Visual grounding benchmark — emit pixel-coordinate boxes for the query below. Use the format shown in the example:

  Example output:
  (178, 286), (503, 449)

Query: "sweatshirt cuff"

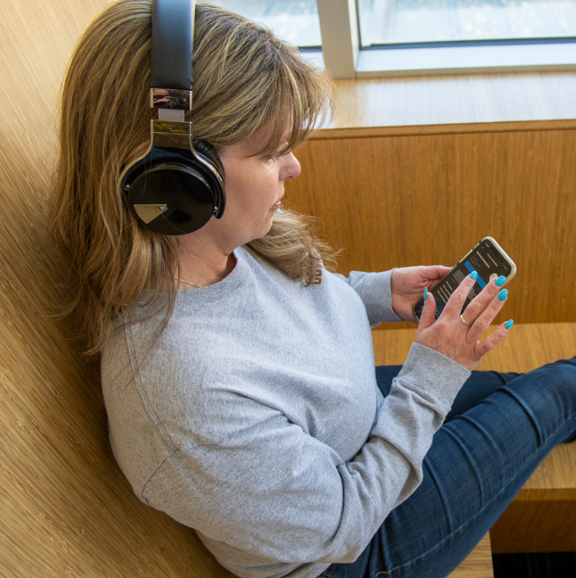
(396, 342), (471, 411)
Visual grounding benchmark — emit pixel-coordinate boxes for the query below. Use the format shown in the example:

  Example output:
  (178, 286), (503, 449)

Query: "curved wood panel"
(0, 0), (229, 575)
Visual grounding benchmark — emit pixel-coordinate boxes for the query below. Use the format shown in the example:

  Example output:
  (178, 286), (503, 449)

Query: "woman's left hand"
(391, 266), (451, 322)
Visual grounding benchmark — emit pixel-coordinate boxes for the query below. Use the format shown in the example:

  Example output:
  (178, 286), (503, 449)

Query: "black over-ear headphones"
(120, 0), (225, 236)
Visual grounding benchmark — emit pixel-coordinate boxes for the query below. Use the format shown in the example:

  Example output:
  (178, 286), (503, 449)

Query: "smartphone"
(413, 237), (517, 321)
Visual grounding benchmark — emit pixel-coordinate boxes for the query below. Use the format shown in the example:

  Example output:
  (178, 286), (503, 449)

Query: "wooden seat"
(373, 323), (576, 556)
(448, 534), (494, 578)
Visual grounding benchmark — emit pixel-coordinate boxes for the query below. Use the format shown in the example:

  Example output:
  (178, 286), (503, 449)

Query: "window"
(358, 0), (576, 45)
(207, 1), (321, 48)
(208, 0), (576, 78)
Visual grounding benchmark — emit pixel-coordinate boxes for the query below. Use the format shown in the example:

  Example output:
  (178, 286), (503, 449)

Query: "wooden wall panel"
(286, 126), (576, 327)
(0, 0), (229, 576)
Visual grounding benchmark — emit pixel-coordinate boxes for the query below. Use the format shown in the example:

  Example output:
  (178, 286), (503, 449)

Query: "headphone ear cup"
(123, 150), (221, 235)
(122, 144), (226, 235)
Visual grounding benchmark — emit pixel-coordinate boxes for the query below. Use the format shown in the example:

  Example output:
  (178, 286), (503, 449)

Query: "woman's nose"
(282, 152), (301, 180)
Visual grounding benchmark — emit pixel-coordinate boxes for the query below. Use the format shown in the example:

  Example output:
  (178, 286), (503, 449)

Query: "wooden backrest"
(286, 120), (576, 329)
(0, 1), (228, 575)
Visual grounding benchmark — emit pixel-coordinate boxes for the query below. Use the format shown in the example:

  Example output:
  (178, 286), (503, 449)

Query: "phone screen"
(413, 238), (514, 320)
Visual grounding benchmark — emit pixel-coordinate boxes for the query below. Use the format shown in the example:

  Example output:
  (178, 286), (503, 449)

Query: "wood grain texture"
(0, 0), (229, 576)
(448, 534), (494, 578)
(286, 125), (576, 327)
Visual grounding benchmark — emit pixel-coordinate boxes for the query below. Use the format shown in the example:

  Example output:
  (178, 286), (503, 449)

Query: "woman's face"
(212, 122), (301, 248)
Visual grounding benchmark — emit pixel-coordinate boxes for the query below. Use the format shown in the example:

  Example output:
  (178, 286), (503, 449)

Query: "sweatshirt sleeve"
(337, 269), (402, 327)
(139, 344), (470, 567)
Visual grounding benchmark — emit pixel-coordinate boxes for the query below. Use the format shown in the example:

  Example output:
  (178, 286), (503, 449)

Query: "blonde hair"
(49, 0), (335, 355)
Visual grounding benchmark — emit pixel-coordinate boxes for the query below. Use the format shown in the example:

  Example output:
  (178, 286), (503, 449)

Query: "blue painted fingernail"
(423, 287), (428, 301)
(505, 319), (514, 330)
(498, 289), (508, 301)
(470, 271), (478, 280)
(495, 275), (506, 287)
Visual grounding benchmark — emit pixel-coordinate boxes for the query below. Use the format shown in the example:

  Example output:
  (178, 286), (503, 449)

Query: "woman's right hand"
(415, 273), (513, 372)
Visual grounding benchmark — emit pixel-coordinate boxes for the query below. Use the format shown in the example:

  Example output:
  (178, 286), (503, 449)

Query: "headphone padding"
(193, 139), (226, 218)
(194, 139), (224, 175)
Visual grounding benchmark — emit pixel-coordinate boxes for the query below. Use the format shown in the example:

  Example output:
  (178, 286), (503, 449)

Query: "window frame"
(315, 0), (576, 79)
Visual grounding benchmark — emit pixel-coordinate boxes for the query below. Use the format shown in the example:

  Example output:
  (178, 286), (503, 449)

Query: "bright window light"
(206, 0), (576, 77)
(358, 0), (576, 46)
(207, 1), (321, 48)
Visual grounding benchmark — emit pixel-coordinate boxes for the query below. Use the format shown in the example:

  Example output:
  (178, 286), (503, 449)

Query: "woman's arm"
(339, 265), (450, 327)
(140, 345), (469, 566)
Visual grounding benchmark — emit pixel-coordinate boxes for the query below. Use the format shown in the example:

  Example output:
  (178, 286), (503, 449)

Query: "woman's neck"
(176, 234), (237, 289)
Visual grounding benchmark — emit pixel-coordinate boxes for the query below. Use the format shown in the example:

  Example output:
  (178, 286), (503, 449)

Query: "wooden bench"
(1, 0), (573, 575)
(373, 322), (576, 561)
(449, 534), (494, 578)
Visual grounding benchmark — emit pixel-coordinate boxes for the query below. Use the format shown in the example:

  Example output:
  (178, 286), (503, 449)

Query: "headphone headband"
(151, 0), (194, 91)
(121, 0), (226, 236)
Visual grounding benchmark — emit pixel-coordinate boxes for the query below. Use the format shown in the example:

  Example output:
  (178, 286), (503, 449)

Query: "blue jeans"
(320, 359), (576, 578)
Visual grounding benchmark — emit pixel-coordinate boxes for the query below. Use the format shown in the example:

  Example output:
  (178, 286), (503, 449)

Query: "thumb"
(418, 288), (437, 329)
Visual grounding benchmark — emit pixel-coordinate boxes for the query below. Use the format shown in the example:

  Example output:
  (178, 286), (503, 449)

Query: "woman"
(49, 2), (576, 578)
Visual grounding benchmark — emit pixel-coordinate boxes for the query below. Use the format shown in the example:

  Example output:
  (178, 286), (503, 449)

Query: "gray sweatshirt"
(101, 246), (470, 578)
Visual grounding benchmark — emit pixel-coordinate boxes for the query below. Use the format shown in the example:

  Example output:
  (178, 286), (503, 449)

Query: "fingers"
(442, 272), (508, 332)
(425, 265), (451, 281)
(475, 319), (514, 358)
(466, 286), (508, 342)
(439, 272), (479, 320)
(418, 288), (437, 330)
(461, 275), (507, 325)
